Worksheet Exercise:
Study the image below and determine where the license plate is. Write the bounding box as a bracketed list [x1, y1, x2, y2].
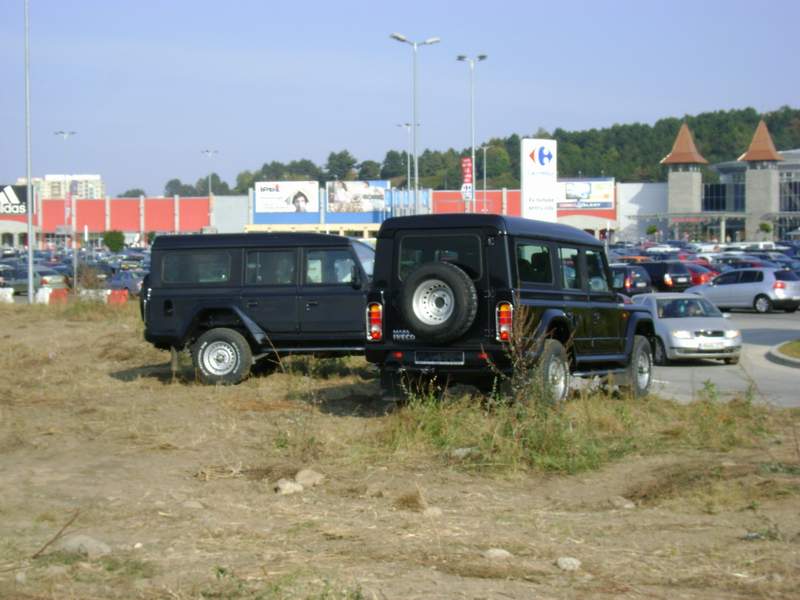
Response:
[414, 351, 465, 366]
[699, 342, 723, 350]
[636, 282, 646, 288]
[675, 277, 688, 283]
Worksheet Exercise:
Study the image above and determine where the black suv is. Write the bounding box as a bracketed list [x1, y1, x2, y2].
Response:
[365, 214, 655, 402]
[142, 233, 374, 383]
[638, 261, 692, 292]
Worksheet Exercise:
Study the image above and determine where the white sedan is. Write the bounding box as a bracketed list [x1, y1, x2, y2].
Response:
[632, 293, 742, 365]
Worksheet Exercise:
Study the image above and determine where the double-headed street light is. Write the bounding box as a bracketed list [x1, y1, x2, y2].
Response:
[201, 149, 219, 196]
[457, 54, 487, 212]
[54, 130, 78, 290]
[390, 32, 440, 213]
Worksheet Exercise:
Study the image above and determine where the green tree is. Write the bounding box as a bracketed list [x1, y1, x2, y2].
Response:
[164, 179, 197, 196]
[381, 150, 406, 179]
[325, 150, 358, 180]
[118, 188, 146, 197]
[196, 173, 231, 196]
[103, 230, 125, 253]
[234, 170, 256, 194]
[357, 160, 381, 180]
[285, 159, 322, 181]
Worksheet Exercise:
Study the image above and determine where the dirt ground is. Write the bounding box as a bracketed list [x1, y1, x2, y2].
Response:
[1, 303, 799, 599]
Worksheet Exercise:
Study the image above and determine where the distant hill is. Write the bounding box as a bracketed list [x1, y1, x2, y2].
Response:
[166, 106, 800, 195]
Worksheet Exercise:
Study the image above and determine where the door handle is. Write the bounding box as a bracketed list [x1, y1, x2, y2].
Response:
[305, 301, 319, 311]
[246, 300, 259, 308]
[592, 311, 602, 323]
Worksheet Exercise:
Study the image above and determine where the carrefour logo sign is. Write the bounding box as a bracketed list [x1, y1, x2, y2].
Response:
[531, 146, 553, 166]
[0, 186, 27, 215]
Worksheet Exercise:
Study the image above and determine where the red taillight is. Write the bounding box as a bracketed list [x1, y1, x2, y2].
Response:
[624, 276, 632, 290]
[366, 302, 383, 341]
[496, 302, 513, 342]
[774, 280, 786, 290]
[663, 273, 673, 287]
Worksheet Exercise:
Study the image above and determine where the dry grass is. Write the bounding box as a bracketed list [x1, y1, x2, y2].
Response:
[778, 339, 800, 359]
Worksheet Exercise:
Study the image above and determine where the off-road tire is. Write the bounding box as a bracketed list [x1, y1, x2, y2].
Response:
[192, 328, 252, 385]
[535, 339, 571, 405]
[753, 295, 772, 314]
[400, 262, 478, 344]
[620, 335, 653, 398]
[653, 337, 668, 366]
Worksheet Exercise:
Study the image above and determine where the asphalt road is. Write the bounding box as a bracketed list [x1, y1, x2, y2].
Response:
[652, 310, 800, 407]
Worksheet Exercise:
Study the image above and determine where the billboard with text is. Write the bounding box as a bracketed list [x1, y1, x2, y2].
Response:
[520, 139, 558, 222]
[254, 181, 319, 213]
[0, 185, 28, 215]
[558, 179, 615, 211]
[327, 181, 387, 212]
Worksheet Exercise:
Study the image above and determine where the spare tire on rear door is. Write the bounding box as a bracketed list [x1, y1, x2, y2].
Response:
[400, 262, 478, 344]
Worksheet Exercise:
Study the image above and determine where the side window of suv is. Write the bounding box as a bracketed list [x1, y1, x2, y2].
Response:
[305, 248, 356, 285]
[558, 247, 581, 290]
[516, 243, 552, 285]
[162, 251, 232, 284]
[585, 248, 610, 292]
[245, 250, 297, 286]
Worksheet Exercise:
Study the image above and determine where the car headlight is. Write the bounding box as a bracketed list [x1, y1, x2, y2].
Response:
[673, 330, 693, 339]
[725, 329, 741, 338]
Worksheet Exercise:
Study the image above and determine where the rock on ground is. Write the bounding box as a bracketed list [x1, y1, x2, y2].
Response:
[274, 479, 304, 495]
[484, 548, 513, 560]
[294, 468, 325, 487]
[55, 534, 111, 560]
[556, 556, 581, 571]
[609, 495, 636, 510]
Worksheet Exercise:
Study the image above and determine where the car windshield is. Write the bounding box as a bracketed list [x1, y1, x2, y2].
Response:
[656, 297, 721, 319]
[398, 234, 481, 280]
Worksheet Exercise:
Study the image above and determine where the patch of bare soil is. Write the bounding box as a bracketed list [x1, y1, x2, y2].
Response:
[0, 303, 798, 599]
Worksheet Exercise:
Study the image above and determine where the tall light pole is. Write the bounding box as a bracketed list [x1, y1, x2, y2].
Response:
[390, 33, 440, 213]
[24, 0, 35, 301]
[480, 144, 490, 213]
[396, 123, 412, 192]
[54, 130, 78, 291]
[201, 149, 218, 196]
[457, 54, 487, 213]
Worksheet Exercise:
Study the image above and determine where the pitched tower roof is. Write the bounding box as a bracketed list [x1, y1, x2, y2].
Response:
[660, 123, 708, 165]
[738, 119, 783, 162]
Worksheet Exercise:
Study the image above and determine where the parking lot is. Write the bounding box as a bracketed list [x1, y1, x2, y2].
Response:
[652, 310, 800, 407]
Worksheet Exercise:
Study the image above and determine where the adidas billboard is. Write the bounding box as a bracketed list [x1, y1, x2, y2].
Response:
[0, 185, 28, 215]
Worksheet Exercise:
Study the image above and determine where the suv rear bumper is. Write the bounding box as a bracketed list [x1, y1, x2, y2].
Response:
[366, 345, 512, 376]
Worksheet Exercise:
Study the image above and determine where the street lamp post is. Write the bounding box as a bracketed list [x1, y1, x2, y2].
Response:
[201, 149, 219, 196]
[396, 123, 412, 192]
[480, 145, 490, 213]
[24, 0, 34, 302]
[390, 33, 440, 213]
[457, 54, 487, 213]
[54, 130, 78, 291]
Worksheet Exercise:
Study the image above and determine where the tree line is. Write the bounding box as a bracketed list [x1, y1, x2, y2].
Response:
[119, 106, 800, 197]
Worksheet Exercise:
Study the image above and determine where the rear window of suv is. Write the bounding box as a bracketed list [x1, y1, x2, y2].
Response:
[775, 270, 799, 281]
[398, 234, 481, 280]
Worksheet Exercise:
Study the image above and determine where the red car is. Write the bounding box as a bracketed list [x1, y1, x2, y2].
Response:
[685, 262, 715, 285]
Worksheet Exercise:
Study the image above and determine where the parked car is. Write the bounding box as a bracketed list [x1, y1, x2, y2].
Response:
[685, 262, 716, 286]
[109, 269, 146, 297]
[632, 293, 741, 365]
[638, 261, 693, 292]
[143, 233, 375, 384]
[610, 263, 653, 295]
[687, 268, 800, 313]
[6, 265, 68, 294]
[364, 214, 656, 403]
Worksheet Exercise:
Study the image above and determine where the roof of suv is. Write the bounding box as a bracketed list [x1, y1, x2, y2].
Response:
[378, 214, 602, 247]
[151, 232, 351, 250]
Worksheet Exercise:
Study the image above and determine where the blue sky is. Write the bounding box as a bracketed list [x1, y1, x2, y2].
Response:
[1, 0, 797, 196]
